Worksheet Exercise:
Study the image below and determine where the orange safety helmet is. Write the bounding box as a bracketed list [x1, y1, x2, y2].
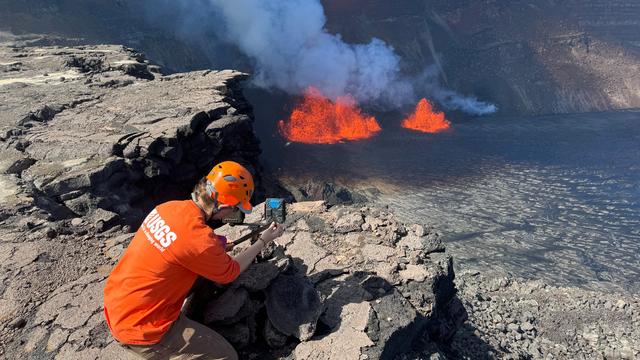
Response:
[206, 161, 254, 214]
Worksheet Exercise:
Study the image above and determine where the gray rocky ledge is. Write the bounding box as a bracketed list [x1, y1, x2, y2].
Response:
[0, 39, 264, 358]
[1, 39, 261, 226]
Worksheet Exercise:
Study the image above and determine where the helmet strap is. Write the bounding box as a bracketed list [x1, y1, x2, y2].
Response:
[205, 180, 220, 211]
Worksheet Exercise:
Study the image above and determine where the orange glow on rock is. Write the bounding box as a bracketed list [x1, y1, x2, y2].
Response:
[278, 87, 381, 144]
[401, 98, 450, 133]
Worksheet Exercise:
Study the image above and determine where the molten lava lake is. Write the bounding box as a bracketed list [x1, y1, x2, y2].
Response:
[255, 105, 640, 294]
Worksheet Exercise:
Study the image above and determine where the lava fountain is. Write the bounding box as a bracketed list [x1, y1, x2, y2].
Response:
[278, 87, 381, 144]
[402, 98, 451, 133]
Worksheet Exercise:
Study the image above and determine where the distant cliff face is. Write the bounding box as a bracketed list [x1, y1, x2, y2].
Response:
[322, 0, 640, 115]
[0, 0, 639, 116]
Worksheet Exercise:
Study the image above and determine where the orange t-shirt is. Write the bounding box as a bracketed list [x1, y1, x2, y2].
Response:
[103, 200, 240, 345]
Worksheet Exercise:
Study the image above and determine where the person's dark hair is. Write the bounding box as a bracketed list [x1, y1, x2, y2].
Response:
[193, 177, 216, 208]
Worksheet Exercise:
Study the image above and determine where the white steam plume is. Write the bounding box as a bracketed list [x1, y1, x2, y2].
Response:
[414, 66, 498, 115]
[206, 0, 412, 107]
[435, 90, 498, 115]
[169, 0, 497, 114]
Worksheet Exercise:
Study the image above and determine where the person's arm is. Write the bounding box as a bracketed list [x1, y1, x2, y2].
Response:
[233, 238, 266, 273]
[233, 222, 285, 273]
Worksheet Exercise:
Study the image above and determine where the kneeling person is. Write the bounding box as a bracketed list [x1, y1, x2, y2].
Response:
[103, 161, 285, 359]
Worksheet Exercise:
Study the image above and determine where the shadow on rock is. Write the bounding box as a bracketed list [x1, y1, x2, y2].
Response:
[185, 251, 477, 360]
[441, 322, 501, 360]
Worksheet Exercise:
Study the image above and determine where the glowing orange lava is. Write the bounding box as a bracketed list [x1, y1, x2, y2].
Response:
[278, 87, 381, 144]
[401, 98, 451, 133]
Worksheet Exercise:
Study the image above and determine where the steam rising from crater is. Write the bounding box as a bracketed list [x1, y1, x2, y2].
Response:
[206, 0, 412, 108]
[150, 0, 497, 115]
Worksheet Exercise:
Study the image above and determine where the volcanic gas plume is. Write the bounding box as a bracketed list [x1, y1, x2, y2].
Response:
[155, 0, 496, 115]
[278, 87, 381, 144]
[402, 98, 451, 133]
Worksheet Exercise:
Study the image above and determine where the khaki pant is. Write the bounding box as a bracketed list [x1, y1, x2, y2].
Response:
[122, 314, 238, 360]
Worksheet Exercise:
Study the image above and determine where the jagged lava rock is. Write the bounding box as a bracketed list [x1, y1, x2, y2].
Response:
[0, 37, 264, 359]
[265, 273, 322, 341]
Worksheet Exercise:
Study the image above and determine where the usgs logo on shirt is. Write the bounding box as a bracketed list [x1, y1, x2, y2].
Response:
[142, 208, 177, 250]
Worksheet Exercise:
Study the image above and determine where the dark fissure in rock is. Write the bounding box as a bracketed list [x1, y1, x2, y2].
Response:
[96, 87, 264, 227]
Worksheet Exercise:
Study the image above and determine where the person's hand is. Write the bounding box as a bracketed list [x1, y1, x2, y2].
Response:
[260, 222, 285, 246]
[217, 235, 234, 252]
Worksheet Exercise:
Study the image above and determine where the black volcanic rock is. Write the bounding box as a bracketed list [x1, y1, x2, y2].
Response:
[0, 38, 266, 358]
[265, 273, 322, 341]
[0, 38, 263, 224]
